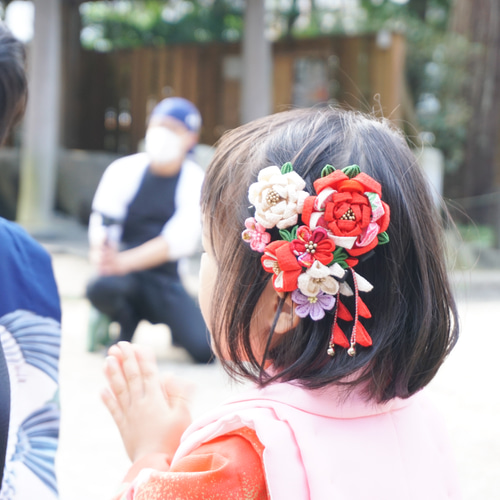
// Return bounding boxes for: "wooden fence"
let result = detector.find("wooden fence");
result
[74,33,407,153]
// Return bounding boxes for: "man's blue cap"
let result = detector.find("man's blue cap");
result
[150,97,202,132]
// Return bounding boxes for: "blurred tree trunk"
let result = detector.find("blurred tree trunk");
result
[450,0,500,226]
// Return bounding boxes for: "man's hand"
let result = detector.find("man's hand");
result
[98,246,130,276]
[90,237,171,277]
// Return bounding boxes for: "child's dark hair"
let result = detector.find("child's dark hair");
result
[0,23,27,146]
[201,107,458,402]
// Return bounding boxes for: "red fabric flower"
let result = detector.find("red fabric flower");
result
[261,240,302,292]
[290,226,335,268]
[302,170,390,257]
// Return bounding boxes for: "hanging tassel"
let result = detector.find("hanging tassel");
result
[357,296,372,319]
[347,269,359,356]
[328,271,374,357]
[328,292,346,356]
[354,320,372,347]
[332,323,350,349]
[336,299,353,321]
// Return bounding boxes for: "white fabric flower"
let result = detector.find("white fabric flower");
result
[248,166,309,229]
[297,261,340,297]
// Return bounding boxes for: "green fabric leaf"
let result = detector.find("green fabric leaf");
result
[378,232,390,245]
[279,229,292,241]
[342,164,361,178]
[281,162,293,174]
[327,247,349,267]
[333,247,348,262]
[280,225,298,242]
[321,164,335,177]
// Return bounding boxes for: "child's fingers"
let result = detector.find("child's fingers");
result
[134,345,162,393]
[100,387,124,426]
[118,341,144,399]
[107,344,123,360]
[104,355,130,409]
[107,342,152,369]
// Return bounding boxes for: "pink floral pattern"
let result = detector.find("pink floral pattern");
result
[241,217,271,252]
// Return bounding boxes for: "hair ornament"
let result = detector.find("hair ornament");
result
[242,162,390,357]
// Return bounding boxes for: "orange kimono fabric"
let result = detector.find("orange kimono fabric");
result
[113,427,268,500]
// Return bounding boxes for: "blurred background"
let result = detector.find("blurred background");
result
[0,1,499,499]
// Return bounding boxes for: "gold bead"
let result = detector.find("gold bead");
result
[327,346,335,357]
[347,346,356,357]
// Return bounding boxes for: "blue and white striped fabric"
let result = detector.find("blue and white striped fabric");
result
[0,218,61,500]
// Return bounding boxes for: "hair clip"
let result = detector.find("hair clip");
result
[242,162,390,357]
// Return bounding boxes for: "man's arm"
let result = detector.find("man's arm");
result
[98,236,170,276]
[159,160,204,261]
[89,155,150,273]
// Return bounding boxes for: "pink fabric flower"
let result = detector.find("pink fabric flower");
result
[241,217,271,252]
[291,289,336,321]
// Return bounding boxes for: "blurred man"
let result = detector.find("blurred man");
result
[87,97,212,364]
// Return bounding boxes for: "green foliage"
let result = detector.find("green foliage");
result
[406,22,472,173]
[80,0,244,50]
[456,224,496,249]
[80,0,469,175]
[273,0,471,176]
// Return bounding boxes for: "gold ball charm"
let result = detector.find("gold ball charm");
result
[327,346,335,357]
[347,346,356,357]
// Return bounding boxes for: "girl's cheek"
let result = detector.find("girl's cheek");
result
[198,252,217,331]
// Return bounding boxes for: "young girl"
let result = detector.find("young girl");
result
[102,107,460,499]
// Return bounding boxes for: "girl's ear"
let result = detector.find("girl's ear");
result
[253,280,299,336]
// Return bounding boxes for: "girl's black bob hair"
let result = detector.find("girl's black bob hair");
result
[0,22,27,146]
[201,107,458,403]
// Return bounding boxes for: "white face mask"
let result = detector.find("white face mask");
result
[145,126,183,165]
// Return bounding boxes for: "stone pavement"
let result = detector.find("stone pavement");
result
[35,215,500,500]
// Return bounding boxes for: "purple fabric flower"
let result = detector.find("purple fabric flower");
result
[291,289,336,321]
